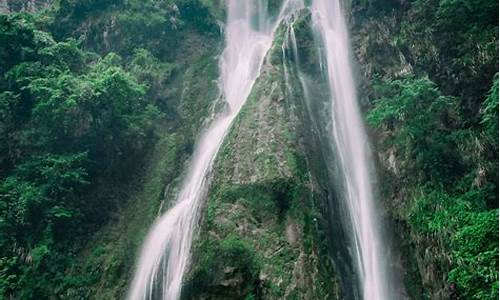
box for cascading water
[127,1,302,299]
[309,0,394,299]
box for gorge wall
[0,0,497,299]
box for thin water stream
[310,0,394,298]
[281,0,395,298]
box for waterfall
[127,1,302,299]
[309,0,394,299]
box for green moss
[185,236,261,299]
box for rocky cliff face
[1,0,51,12]
[3,1,493,298]
[183,7,422,299]
[348,7,433,300]
[181,0,498,298]
[184,27,342,299]
[348,7,450,300]
[349,0,498,298]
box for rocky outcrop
[184,31,341,299]
[349,3,455,299]
[2,0,51,12]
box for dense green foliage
[0,0,497,298]
[360,0,498,298]
[368,77,460,182]
[358,0,498,296]
[368,74,498,300]
[369,75,499,299]
[0,0,219,297]
[187,235,261,299]
[0,12,163,297]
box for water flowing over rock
[127,1,303,299]
[309,0,395,298]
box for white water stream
[310,0,394,299]
[127,1,302,299]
